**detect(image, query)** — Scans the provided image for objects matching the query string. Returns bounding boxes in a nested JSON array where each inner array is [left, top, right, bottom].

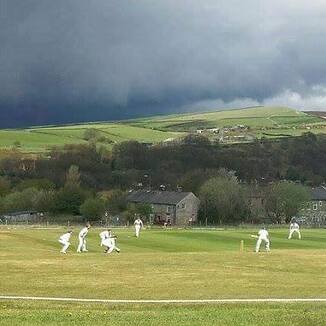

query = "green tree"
[[52, 187, 87, 215], [83, 128, 101, 141], [124, 203, 153, 223], [2, 188, 40, 213], [112, 141, 148, 170], [80, 197, 106, 219], [12, 140, 21, 148], [0, 177, 11, 197], [34, 190, 56, 212], [105, 190, 127, 215], [264, 181, 310, 223], [15, 178, 55, 191], [182, 134, 211, 146], [199, 175, 249, 224], [65, 165, 81, 188]]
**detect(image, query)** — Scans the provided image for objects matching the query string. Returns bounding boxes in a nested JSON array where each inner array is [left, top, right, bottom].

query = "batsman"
[[252, 227, 270, 253]]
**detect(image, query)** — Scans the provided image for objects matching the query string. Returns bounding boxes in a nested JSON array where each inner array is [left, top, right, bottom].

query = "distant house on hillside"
[[126, 190, 200, 225], [299, 186, 326, 226], [207, 128, 219, 134]]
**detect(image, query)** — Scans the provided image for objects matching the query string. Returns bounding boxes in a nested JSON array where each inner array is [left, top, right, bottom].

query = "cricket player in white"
[[99, 229, 112, 247], [288, 221, 301, 239], [255, 227, 270, 253], [103, 235, 120, 254], [58, 230, 72, 254], [77, 223, 90, 253], [134, 217, 143, 238]]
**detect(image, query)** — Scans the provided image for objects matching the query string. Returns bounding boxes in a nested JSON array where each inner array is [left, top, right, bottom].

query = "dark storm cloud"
[[1, 1, 326, 127]]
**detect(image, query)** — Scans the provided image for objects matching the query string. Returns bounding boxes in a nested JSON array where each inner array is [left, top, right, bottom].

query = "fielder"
[[134, 216, 143, 238], [255, 227, 270, 253], [288, 221, 301, 239], [77, 223, 91, 253], [102, 234, 120, 254], [58, 230, 72, 254], [99, 229, 112, 247]]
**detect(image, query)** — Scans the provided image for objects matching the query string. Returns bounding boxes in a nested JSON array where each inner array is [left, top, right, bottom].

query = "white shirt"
[[134, 219, 143, 227], [99, 230, 111, 240], [258, 229, 269, 239], [59, 232, 71, 243], [290, 223, 299, 230], [79, 227, 89, 238]]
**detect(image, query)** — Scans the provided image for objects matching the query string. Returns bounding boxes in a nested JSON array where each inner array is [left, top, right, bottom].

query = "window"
[[319, 201, 323, 207], [181, 203, 186, 209], [313, 203, 318, 210], [166, 206, 171, 213]]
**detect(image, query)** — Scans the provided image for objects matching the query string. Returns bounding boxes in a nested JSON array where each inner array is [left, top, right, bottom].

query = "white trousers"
[[77, 236, 87, 252], [59, 240, 70, 253], [255, 237, 270, 252], [102, 238, 120, 253], [135, 226, 141, 237], [288, 229, 301, 239]]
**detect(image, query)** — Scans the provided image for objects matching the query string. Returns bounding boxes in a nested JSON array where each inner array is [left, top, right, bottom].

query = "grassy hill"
[[0, 106, 325, 153], [128, 106, 324, 133], [0, 123, 184, 153]]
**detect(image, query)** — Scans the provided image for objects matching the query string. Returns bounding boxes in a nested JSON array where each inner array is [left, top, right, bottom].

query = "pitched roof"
[[126, 190, 195, 205], [311, 186, 326, 200]]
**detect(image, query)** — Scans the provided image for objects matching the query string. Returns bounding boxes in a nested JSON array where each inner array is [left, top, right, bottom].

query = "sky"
[[1, 0, 326, 128]]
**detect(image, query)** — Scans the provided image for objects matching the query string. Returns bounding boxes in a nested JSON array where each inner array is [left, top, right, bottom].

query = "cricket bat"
[[250, 234, 258, 239]]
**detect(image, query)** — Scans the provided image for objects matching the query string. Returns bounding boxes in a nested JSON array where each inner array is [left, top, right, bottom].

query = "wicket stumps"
[[240, 240, 244, 252]]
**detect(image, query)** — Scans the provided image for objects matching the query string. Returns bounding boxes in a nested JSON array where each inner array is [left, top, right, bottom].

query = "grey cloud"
[[1, 0, 326, 127]]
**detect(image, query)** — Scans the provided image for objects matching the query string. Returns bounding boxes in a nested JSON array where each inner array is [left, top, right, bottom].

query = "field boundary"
[[1, 296, 326, 304]]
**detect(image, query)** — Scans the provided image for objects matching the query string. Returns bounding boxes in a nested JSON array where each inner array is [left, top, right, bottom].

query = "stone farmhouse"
[[299, 186, 326, 226], [126, 190, 200, 225]]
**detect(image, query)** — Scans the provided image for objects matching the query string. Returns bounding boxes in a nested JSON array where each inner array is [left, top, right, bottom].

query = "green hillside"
[[0, 123, 184, 153], [0, 106, 325, 153], [128, 106, 323, 131]]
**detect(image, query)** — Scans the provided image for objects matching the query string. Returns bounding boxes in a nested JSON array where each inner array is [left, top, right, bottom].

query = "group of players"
[[58, 216, 301, 254], [58, 216, 143, 254], [254, 219, 301, 253]]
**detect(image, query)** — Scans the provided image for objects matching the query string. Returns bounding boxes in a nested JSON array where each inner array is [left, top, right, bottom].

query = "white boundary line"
[[1, 296, 326, 304]]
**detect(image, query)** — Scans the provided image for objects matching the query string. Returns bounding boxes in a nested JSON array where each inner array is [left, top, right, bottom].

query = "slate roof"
[[126, 190, 195, 205], [311, 186, 326, 200]]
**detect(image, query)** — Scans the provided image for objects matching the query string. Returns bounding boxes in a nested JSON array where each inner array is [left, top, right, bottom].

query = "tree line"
[[0, 132, 323, 224]]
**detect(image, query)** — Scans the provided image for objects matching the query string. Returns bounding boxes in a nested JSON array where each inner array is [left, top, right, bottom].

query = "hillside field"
[[0, 106, 325, 153], [128, 106, 321, 130], [0, 227, 326, 325]]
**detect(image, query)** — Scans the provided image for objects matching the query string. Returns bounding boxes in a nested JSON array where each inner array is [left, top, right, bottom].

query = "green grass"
[[1, 302, 326, 326], [0, 106, 325, 153], [0, 227, 325, 325], [0, 123, 183, 153], [128, 106, 324, 131], [0, 129, 84, 152]]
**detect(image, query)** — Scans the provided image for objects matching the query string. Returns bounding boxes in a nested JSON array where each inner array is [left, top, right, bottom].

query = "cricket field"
[[0, 227, 325, 325]]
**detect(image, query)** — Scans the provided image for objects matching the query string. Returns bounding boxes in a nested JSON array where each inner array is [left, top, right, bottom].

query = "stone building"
[[299, 186, 326, 226], [126, 190, 200, 225]]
